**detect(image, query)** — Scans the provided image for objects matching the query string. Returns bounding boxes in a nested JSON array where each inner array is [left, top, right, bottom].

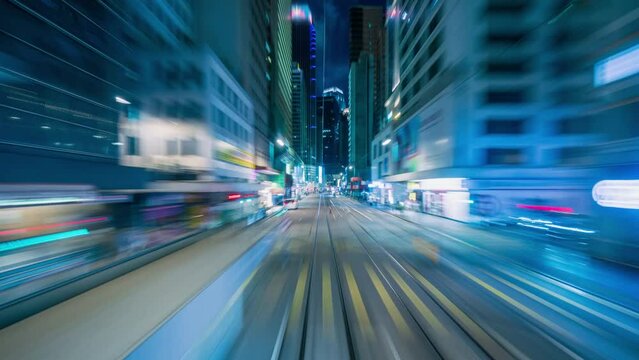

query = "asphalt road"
[[185, 194, 639, 359]]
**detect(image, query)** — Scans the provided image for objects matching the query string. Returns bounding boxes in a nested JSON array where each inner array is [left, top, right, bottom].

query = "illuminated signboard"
[[291, 4, 313, 23], [594, 43, 639, 86]]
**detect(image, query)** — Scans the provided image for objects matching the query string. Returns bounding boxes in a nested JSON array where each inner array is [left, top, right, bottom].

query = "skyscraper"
[[317, 94, 342, 177], [323, 87, 346, 111], [292, 3, 319, 180], [348, 5, 385, 181], [291, 63, 308, 162], [192, 0, 271, 172], [270, 0, 293, 143]]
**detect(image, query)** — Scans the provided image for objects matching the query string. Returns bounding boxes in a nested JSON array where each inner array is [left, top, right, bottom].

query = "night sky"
[[305, 0, 385, 104]]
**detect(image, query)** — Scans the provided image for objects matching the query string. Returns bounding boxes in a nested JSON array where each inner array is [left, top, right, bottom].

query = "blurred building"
[[125, 49, 255, 181], [348, 5, 385, 181], [318, 94, 342, 177], [192, 0, 272, 173], [371, 0, 639, 223], [291, 63, 308, 162], [292, 3, 319, 182], [0, 0, 148, 188]]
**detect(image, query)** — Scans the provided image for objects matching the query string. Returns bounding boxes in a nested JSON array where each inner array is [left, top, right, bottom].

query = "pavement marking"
[[385, 265, 447, 336], [364, 264, 411, 336], [449, 261, 583, 349], [483, 270, 602, 334], [349, 205, 373, 221], [343, 263, 374, 341], [493, 266, 639, 336], [289, 261, 309, 327], [322, 263, 334, 336]]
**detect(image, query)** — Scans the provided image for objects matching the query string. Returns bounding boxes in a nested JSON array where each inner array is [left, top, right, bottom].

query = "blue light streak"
[[0, 229, 90, 252]]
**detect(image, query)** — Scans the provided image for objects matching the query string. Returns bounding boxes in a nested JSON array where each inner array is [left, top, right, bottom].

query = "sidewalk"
[[0, 216, 284, 360]]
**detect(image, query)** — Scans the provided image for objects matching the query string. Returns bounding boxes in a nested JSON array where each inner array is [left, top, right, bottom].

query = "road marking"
[[400, 266, 520, 360], [449, 261, 583, 349], [493, 267, 639, 336], [343, 263, 374, 340], [364, 264, 411, 336], [349, 205, 372, 221], [385, 265, 447, 336], [322, 263, 334, 335], [289, 261, 309, 327]]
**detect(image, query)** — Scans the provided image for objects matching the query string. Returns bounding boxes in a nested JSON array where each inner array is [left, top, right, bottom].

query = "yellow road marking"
[[385, 265, 447, 335], [451, 263, 575, 340], [322, 263, 334, 335], [401, 265, 513, 359], [343, 263, 374, 340], [289, 261, 309, 326], [365, 264, 411, 336]]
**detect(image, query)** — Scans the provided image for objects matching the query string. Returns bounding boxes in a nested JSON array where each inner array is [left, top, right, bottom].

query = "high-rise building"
[[318, 94, 342, 177], [269, 0, 293, 150], [348, 5, 385, 181], [291, 63, 308, 162], [0, 0, 171, 188], [323, 87, 346, 111], [193, 0, 271, 171], [371, 0, 639, 223], [292, 3, 319, 180]]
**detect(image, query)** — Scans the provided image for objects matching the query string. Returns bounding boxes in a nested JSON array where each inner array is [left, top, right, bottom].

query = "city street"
[[176, 194, 639, 359]]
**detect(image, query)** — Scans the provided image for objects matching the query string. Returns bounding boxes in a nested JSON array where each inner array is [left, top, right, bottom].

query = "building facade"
[[372, 0, 639, 224], [292, 4, 319, 181], [291, 63, 308, 162], [318, 94, 343, 177], [193, 0, 271, 172], [0, 0, 175, 188], [348, 5, 385, 181]]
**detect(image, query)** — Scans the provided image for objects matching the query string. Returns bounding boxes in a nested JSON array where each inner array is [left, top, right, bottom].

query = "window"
[[485, 90, 527, 104], [181, 137, 198, 156], [127, 136, 139, 156], [166, 139, 178, 155], [485, 148, 525, 165], [373, 144, 378, 159], [485, 119, 525, 134], [486, 32, 525, 45], [556, 117, 592, 134], [485, 61, 526, 74]]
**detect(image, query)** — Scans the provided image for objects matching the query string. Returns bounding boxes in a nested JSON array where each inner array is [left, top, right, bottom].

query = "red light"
[[228, 194, 241, 200], [516, 204, 574, 213]]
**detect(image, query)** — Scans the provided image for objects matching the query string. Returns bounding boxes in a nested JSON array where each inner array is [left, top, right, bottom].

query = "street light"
[[348, 165, 353, 170], [115, 96, 131, 105], [276, 139, 285, 147], [382, 138, 391, 146]]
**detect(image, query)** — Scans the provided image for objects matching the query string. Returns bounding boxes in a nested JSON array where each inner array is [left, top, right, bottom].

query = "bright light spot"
[[401, 12, 408, 20], [93, 134, 105, 139], [382, 138, 391, 146], [115, 96, 131, 105], [112, 142, 124, 146], [40, 125, 51, 129], [9, 116, 20, 120], [547, 224, 596, 234], [393, 112, 401, 120], [435, 138, 449, 145], [387, 111, 393, 120], [348, 166, 353, 170], [594, 43, 639, 86], [394, 97, 400, 107], [592, 180, 639, 209], [276, 139, 285, 147]]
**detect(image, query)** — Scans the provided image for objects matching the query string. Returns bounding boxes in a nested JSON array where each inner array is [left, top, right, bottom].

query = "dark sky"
[[305, 0, 385, 104]]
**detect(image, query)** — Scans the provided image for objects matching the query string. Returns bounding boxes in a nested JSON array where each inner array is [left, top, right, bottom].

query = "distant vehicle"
[[284, 198, 298, 210]]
